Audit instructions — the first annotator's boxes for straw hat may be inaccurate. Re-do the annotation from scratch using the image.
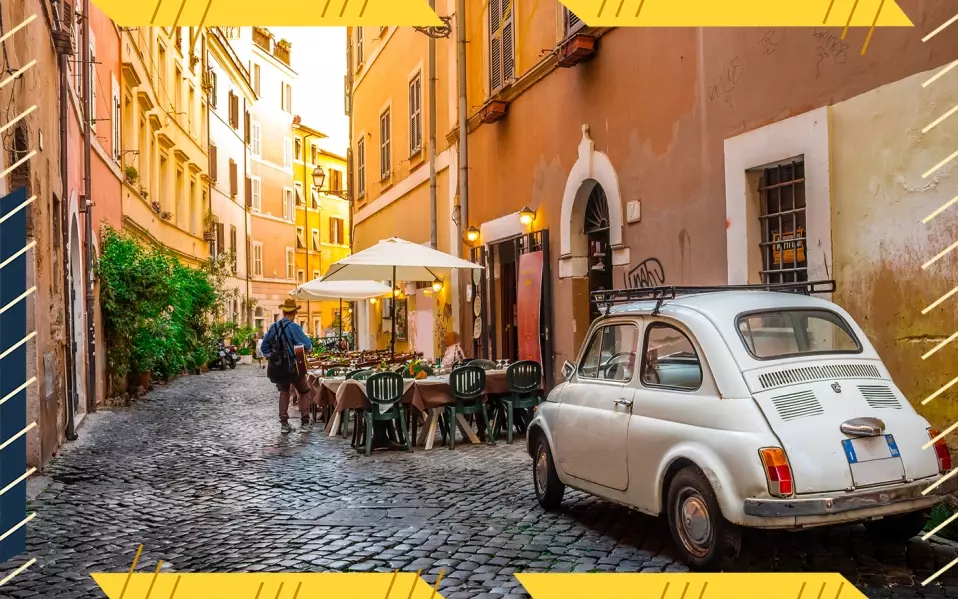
[280,298,301,313]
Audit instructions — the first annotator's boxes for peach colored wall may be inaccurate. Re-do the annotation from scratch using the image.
[462,2,958,376]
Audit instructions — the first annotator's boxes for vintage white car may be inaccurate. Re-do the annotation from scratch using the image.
[527,282,956,570]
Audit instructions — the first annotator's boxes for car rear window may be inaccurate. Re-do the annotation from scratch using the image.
[736,309,862,360]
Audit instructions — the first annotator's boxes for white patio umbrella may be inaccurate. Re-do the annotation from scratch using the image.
[289,278,391,343]
[322,237,484,358]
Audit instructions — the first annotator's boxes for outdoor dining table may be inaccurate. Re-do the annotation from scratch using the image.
[316,370,511,450]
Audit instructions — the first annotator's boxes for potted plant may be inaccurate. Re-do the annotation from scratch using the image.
[151,200,162,213]
[160,211,173,221]
[139,186,148,199]
[125,165,139,185]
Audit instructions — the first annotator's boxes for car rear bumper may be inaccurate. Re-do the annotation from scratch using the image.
[744,475,958,518]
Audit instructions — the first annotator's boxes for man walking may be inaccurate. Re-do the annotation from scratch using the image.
[263,298,314,434]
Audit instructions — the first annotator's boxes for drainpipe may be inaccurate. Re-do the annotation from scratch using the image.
[59,49,77,441]
[81,0,97,413]
[303,132,315,332]
[456,0,469,336]
[243,97,251,326]
[428,0,437,250]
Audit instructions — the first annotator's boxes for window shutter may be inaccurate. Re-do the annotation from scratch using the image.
[244,110,251,143]
[230,226,238,272]
[502,1,515,83]
[245,176,252,207]
[490,0,503,91]
[337,219,344,244]
[216,222,225,255]
[229,159,238,196]
[209,144,218,181]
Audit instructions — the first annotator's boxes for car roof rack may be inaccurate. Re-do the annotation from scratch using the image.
[591,280,836,316]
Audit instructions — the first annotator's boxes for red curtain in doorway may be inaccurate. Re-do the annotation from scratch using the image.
[517,251,543,364]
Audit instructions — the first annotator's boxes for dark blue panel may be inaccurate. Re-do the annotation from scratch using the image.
[0,186,28,563]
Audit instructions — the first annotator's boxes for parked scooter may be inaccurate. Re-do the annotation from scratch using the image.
[210,340,238,370]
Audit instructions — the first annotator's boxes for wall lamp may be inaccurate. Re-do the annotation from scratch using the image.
[465,226,480,243]
[519,206,536,226]
[431,278,444,293]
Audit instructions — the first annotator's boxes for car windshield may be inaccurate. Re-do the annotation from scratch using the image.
[736,309,861,359]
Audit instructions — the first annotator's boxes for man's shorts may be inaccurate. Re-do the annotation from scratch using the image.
[276,373,312,394]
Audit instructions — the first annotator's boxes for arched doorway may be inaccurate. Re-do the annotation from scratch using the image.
[68,206,86,414]
[584,184,612,321]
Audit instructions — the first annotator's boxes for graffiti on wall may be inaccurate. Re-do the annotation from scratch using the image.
[625,257,666,289]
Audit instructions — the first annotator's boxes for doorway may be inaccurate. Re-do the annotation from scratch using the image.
[494,240,519,361]
[68,213,86,414]
[585,184,613,322]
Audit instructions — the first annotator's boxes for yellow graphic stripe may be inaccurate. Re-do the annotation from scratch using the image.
[555,0,912,27]
[93,0,441,26]
[91,573,446,599]
[515,573,865,598]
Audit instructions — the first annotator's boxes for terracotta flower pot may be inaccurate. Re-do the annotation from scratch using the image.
[137,372,151,389]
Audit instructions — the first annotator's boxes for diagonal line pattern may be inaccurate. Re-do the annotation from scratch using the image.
[922,239,958,269]
[823,0,836,23]
[0,195,36,225]
[923,285,958,313]
[922,195,958,223]
[860,0,885,55]
[0,422,36,452]
[0,14,36,44]
[923,104,958,134]
[0,559,36,588]
[0,60,37,90]
[0,468,36,497]
[0,513,35,544]
[924,59,958,87]
[923,13,958,42]
[923,149,958,178]
[842,0,861,39]
[921,331,958,359]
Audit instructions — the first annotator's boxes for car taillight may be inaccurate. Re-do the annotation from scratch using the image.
[759,447,794,497]
[928,429,952,473]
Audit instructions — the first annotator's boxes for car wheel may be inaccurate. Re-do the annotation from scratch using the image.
[666,466,742,571]
[864,511,927,543]
[533,437,565,510]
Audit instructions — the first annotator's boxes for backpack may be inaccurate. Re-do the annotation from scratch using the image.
[266,321,297,383]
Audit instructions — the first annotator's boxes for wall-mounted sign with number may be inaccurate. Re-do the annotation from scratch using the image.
[772,227,806,265]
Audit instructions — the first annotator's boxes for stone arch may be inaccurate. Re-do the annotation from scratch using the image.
[558,125,629,279]
[68,190,86,413]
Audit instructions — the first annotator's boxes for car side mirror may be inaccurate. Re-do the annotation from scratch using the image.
[561,360,575,380]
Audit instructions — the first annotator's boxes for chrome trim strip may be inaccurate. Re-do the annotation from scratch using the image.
[744,476,956,518]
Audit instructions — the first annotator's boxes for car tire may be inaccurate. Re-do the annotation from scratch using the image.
[666,466,742,571]
[533,437,565,510]
[864,511,927,543]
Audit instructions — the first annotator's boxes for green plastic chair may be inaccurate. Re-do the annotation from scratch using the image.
[360,372,411,456]
[326,366,348,377]
[446,366,493,450]
[349,369,375,381]
[469,359,497,371]
[496,360,544,444]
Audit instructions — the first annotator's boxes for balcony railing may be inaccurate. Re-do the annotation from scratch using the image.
[252,27,271,52]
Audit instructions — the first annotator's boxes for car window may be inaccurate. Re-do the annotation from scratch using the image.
[599,325,639,382]
[642,323,703,390]
[737,309,861,360]
[578,329,604,379]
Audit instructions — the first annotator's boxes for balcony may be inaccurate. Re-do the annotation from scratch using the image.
[274,40,291,66]
[252,27,271,53]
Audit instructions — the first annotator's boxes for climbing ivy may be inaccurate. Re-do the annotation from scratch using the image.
[97,226,221,385]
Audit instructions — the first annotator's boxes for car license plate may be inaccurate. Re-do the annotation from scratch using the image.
[842,435,899,464]
[842,435,904,487]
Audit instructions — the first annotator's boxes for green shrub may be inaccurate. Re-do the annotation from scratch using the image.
[97,226,221,384]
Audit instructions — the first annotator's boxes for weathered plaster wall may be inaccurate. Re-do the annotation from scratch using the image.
[831,68,958,428]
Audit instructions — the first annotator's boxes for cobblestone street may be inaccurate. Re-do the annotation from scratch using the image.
[2,366,958,598]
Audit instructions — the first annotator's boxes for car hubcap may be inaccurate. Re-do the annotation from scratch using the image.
[535,449,549,497]
[675,487,712,557]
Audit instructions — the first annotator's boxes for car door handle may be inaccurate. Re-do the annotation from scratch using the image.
[614,398,633,407]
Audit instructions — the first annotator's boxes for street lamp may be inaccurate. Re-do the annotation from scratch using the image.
[312,165,326,188]
[432,278,443,293]
[519,206,536,226]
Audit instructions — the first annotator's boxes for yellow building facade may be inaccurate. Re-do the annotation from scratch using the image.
[120,27,210,266]
[346,26,457,360]
[292,121,351,337]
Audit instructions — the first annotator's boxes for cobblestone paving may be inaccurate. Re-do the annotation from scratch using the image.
[2,366,958,598]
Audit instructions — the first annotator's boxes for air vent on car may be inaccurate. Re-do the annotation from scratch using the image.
[758,363,881,390]
[858,385,901,410]
[771,390,824,421]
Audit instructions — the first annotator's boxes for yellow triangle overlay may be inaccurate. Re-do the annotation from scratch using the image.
[91,0,442,27]
[516,573,867,599]
[91,572,445,599]
[558,0,912,27]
